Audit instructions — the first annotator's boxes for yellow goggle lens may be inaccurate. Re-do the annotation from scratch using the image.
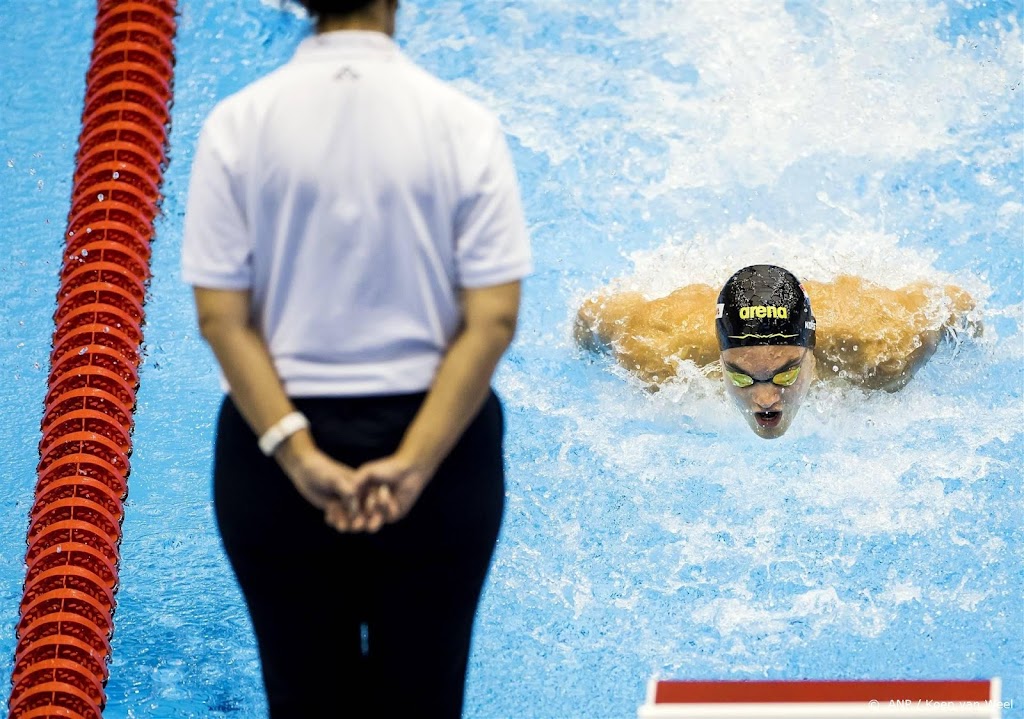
[726,371,754,387]
[771,367,801,386]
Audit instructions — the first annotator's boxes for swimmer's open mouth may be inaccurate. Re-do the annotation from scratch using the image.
[755,411,782,428]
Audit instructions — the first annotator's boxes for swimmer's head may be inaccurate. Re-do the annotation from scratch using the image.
[716,264,816,352]
[716,265,817,439]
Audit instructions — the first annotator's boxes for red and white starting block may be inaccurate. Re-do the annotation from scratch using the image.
[638,679,1006,718]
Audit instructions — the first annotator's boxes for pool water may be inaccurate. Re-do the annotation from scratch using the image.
[1,1,1021,718]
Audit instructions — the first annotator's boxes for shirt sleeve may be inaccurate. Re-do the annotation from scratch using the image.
[454,120,533,288]
[180,113,253,290]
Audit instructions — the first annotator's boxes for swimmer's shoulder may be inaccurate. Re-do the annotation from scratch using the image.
[809,274,976,315]
[802,275,879,304]
[659,284,716,309]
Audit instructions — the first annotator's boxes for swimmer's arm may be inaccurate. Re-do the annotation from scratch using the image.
[875,282,979,390]
[574,291,647,353]
[574,291,676,384]
[574,285,720,383]
[938,284,981,338]
[808,277,978,391]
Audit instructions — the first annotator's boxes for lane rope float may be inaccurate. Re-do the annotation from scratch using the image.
[8,2,177,717]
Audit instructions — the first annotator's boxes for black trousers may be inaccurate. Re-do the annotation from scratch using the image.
[213,390,506,719]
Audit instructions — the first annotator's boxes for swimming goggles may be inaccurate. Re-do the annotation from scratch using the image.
[726,366,801,388]
[725,348,808,388]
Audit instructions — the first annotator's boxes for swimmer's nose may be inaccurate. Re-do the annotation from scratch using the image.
[751,383,783,411]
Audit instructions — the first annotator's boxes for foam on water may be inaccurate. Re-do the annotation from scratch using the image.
[395,1,1019,188]
[621,1,1018,190]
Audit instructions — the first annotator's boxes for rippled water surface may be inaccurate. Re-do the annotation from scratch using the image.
[1,1,1021,717]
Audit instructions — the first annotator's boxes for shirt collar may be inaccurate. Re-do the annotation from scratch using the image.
[293,30,398,61]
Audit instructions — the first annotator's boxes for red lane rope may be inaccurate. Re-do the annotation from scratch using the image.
[8,2,177,717]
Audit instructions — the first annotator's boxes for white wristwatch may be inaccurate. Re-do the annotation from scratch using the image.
[257,411,310,456]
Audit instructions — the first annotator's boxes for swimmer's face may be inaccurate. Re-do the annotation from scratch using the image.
[720,345,815,439]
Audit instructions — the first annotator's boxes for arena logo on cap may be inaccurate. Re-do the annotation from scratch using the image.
[739,305,789,320]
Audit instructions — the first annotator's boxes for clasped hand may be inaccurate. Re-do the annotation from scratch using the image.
[283,448,429,534]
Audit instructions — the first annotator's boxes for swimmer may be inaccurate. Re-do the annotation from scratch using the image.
[575,264,978,438]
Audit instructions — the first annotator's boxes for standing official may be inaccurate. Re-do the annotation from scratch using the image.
[181,1,532,716]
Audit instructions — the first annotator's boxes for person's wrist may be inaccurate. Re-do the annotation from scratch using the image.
[394,444,439,483]
[274,429,317,475]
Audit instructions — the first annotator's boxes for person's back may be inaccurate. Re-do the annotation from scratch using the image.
[186,30,527,395]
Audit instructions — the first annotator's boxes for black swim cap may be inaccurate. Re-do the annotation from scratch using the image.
[716,264,816,350]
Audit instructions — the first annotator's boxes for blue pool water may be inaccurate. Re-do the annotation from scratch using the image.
[1,1,1021,718]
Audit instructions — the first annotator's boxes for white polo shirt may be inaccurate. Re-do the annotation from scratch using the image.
[181,31,532,396]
